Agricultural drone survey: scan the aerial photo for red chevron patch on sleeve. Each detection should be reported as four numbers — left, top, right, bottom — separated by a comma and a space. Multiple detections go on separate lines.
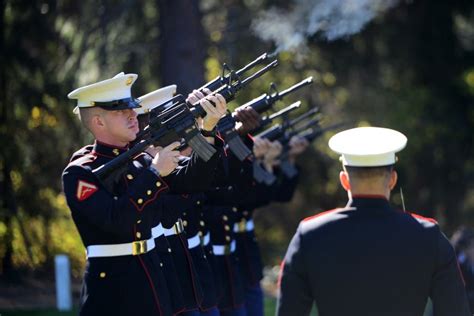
76, 180, 98, 201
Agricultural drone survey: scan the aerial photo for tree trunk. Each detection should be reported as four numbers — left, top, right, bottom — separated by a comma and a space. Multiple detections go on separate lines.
158, 0, 207, 95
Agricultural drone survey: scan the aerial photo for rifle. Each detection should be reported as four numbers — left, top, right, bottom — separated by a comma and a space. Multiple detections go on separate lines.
137, 58, 278, 162
278, 122, 348, 178
188, 60, 279, 118
188, 59, 279, 161
298, 122, 349, 143
255, 107, 321, 142
235, 77, 313, 114
92, 57, 279, 186
135, 94, 216, 159
199, 53, 270, 92
258, 101, 301, 129
251, 107, 320, 184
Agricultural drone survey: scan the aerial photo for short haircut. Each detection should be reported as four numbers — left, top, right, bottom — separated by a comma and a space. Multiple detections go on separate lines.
344, 165, 394, 184
78, 107, 104, 133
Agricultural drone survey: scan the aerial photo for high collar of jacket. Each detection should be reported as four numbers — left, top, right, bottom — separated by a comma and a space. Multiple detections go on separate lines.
346, 194, 394, 212
92, 140, 128, 158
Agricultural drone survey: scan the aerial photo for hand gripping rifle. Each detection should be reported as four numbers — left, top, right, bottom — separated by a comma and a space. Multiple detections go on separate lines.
255, 106, 321, 142
251, 107, 320, 183
140, 56, 278, 161
188, 59, 279, 161
249, 101, 301, 184
134, 94, 216, 159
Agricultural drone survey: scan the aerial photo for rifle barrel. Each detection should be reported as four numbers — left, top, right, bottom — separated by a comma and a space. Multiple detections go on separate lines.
288, 106, 319, 127
200, 53, 270, 92
235, 53, 269, 76
272, 76, 313, 100
267, 101, 301, 121
239, 60, 278, 88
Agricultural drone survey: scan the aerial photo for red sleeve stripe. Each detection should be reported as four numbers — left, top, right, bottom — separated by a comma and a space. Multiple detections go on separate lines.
277, 259, 285, 289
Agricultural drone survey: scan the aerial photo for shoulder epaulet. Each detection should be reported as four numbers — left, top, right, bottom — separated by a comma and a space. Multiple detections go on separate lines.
67, 152, 97, 168
302, 208, 343, 222
408, 212, 438, 224
69, 145, 94, 162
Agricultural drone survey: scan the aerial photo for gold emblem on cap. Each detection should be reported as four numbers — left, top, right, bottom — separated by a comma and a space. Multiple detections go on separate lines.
126, 76, 133, 86
113, 149, 120, 156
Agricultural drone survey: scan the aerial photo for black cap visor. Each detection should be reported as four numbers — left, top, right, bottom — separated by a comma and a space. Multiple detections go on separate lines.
94, 97, 141, 111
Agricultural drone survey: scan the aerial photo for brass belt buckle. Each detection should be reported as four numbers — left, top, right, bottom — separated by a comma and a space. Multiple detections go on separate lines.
132, 240, 147, 255
199, 232, 204, 246
238, 219, 247, 232
174, 219, 184, 234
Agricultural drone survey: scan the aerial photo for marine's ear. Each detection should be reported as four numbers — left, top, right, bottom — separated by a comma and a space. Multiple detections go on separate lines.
388, 170, 398, 191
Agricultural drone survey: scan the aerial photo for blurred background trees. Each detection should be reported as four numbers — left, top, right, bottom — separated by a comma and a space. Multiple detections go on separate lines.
0, 0, 473, 283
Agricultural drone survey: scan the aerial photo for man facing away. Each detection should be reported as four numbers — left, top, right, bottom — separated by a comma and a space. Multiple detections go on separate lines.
277, 126, 470, 316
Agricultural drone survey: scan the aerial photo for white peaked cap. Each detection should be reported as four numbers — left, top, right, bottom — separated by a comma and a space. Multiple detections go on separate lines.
136, 85, 177, 115
328, 127, 407, 167
68, 73, 139, 114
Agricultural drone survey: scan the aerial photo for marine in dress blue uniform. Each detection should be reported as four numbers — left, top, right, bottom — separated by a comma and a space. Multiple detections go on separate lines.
137, 86, 186, 315
63, 73, 228, 316
63, 73, 176, 316
203, 140, 258, 316
137, 87, 226, 316
233, 136, 305, 316
277, 127, 471, 316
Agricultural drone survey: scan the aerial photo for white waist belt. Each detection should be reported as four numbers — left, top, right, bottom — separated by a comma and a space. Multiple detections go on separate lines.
187, 234, 200, 249
212, 240, 236, 255
201, 232, 210, 246
152, 223, 165, 239
86, 238, 155, 258
246, 219, 254, 231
